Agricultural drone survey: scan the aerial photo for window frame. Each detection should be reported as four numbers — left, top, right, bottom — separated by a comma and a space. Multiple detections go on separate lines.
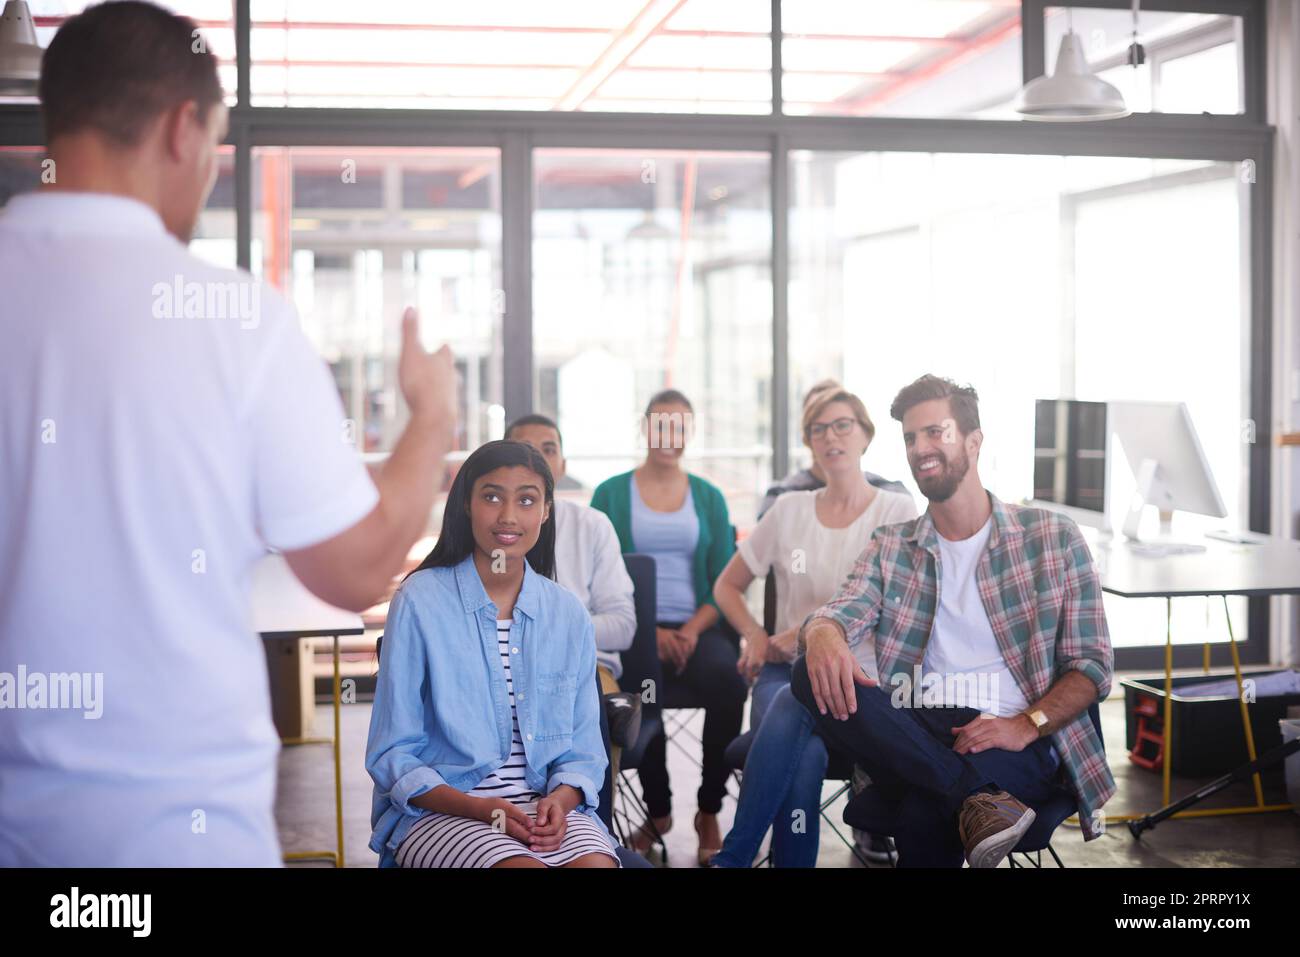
0, 0, 1272, 665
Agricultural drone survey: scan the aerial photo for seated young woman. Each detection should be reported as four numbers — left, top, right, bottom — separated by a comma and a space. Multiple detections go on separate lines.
590, 388, 745, 866
710, 386, 916, 867
365, 439, 618, 868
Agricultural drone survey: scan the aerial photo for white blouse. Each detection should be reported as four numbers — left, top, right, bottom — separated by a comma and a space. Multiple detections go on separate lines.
737, 488, 918, 674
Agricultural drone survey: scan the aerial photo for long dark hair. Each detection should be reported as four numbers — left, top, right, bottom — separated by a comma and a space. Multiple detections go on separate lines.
407, 440, 556, 581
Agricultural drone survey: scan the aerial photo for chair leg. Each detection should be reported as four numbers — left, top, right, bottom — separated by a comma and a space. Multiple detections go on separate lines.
819, 781, 890, 868
814, 782, 873, 867
611, 775, 633, 846
617, 770, 670, 867
663, 708, 706, 770
1008, 845, 1063, 868
662, 709, 741, 804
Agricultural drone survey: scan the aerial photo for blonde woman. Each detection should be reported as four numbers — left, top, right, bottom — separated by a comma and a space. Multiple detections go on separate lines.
711, 387, 916, 867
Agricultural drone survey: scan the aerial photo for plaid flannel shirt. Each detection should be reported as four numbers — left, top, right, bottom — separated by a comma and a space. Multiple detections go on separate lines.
806, 492, 1115, 840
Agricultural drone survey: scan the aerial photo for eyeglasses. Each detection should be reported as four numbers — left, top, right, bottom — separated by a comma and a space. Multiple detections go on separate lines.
808, 417, 858, 440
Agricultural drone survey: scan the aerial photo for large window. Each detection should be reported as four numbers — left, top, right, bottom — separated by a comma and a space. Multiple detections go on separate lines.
2, 1, 1272, 658
533, 149, 772, 521
790, 149, 1251, 648
781, 0, 1024, 118
249, 0, 772, 112
253, 147, 503, 456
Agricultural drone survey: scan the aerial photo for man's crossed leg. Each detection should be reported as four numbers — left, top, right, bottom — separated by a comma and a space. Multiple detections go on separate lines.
790, 658, 1060, 867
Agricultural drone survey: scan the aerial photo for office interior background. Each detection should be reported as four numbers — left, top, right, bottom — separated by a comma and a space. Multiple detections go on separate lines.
3, 0, 1299, 869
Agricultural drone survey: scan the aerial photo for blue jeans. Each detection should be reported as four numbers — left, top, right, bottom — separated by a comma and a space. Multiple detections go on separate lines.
748, 662, 790, 729
713, 666, 827, 868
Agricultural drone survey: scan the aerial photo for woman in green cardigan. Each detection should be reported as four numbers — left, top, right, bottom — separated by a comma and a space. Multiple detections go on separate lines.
590, 389, 745, 866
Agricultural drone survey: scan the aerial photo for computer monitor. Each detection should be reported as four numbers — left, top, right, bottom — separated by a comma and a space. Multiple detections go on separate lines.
1030, 399, 1110, 530
1107, 400, 1227, 541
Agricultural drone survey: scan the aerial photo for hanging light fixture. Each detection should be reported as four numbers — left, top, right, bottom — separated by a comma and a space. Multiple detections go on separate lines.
0, 1, 42, 97
1015, 8, 1132, 122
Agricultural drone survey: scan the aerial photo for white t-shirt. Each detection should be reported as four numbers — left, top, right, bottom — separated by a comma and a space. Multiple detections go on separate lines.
921, 517, 1031, 717
0, 192, 379, 865
739, 488, 917, 679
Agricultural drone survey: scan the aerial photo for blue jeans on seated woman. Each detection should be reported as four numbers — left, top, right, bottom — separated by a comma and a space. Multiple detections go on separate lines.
749, 662, 791, 730
712, 666, 827, 868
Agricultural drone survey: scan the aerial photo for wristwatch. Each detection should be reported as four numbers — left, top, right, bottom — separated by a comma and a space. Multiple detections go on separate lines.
1022, 709, 1049, 738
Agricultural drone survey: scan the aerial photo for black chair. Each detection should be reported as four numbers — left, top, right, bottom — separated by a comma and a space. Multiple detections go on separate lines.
611, 554, 670, 859
1004, 701, 1105, 867
842, 701, 1105, 868
596, 668, 614, 831
595, 667, 654, 868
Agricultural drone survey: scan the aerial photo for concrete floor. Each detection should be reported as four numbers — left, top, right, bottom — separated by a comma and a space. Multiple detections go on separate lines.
274, 690, 1300, 868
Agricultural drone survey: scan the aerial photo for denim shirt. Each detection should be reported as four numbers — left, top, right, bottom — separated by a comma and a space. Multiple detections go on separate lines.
365, 554, 608, 867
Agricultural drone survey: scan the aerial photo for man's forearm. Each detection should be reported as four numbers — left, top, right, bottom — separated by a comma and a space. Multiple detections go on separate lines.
365, 410, 453, 576
1025, 670, 1098, 736
797, 616, 847, 656
297, 409, 450, 609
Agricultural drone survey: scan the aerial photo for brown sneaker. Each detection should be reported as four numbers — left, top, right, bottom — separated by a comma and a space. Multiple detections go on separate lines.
958, 790, 1036, 868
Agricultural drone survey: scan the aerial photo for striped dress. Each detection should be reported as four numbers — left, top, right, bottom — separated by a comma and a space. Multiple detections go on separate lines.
395, 619, 618, 868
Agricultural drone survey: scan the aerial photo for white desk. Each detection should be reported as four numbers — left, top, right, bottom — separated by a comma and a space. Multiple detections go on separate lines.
1083, 532, 1300, 821
1091, 534, 1300, 600
252, 554, 364, 867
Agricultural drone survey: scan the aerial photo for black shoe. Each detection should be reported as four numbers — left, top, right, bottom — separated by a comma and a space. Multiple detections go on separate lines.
854, 830, 899, 866
866, 833, 898, 865
603, 691, 642, 749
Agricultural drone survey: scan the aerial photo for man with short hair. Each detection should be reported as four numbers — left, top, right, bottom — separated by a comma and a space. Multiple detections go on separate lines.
0, 2, 456, 865
505, 415, 638, 776
794, 374, 1114, 868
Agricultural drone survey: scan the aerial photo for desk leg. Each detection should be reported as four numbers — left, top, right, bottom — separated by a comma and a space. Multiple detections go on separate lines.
1162, 597, 1173, 806
1093, 595, 1291, 828
1222, 597, 1265, 808
281, 634, 345, 867
333, 633, 344, 868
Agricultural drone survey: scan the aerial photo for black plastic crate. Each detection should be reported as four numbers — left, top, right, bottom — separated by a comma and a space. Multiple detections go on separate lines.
1121, 669, 1300, 778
